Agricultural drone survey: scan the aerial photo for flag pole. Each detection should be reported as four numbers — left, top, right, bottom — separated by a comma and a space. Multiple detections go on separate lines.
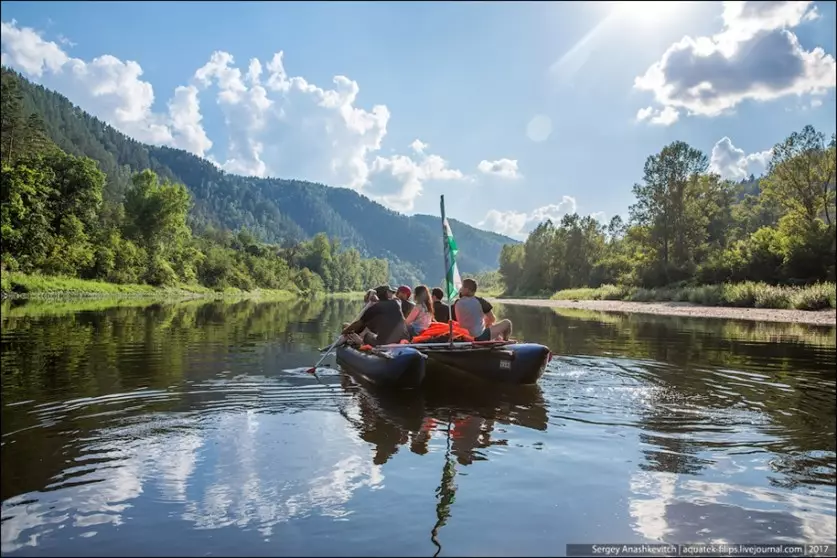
440, 195, 454, 347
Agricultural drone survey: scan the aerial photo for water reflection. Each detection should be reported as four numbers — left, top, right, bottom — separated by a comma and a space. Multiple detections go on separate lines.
629, 470, 836, 544
1, 298, 834, 556
342, 378, 547, 466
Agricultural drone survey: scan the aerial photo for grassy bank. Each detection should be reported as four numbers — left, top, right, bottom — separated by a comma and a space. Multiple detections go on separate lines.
0, 272, 298, 302
546, 282, 836, 311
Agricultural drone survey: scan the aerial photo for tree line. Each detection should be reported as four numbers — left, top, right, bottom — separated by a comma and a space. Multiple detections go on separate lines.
0, 72, 389, 293
500, 126, 836, 296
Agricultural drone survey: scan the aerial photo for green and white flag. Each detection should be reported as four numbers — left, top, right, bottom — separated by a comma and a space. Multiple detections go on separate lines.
441, 199, 462, 303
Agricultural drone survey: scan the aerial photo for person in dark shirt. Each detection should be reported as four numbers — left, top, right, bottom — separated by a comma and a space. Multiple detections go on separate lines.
431, 287, 451, 323
395, 285, 415, 319
342, 285, 409, 346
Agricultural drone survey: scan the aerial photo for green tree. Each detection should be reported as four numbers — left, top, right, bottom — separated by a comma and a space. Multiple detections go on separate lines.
1, 161, 53, 271
629, 141, 709, 285
123, 170, 192, 253
0, 71, 25, 162
763, 125, 837, 227
499, 243, 525, 294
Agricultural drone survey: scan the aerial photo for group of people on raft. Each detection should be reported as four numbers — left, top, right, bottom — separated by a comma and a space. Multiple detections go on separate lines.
340, 277, 513, 347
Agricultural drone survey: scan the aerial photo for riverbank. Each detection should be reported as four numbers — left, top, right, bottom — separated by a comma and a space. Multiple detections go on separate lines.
493, 297, 837, 326
549, 282, 836, 310
0, 272, 299, 302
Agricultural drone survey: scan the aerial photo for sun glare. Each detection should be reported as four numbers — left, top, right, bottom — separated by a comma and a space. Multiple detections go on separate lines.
609, 1, 685, 27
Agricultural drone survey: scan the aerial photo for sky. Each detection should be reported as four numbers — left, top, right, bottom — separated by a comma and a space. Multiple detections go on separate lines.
1, 0, 835, 240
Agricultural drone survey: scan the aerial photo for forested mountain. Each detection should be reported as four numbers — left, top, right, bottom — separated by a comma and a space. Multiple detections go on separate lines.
3, 68, 516, 286
2, 69, 391, 294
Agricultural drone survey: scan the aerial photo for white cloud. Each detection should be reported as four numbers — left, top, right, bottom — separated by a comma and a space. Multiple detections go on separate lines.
0, 20, 482, 212
367, 151, 465, 212
410, 139, 428, 154
478, 196, 577, 239
167, 85, 214, 156
636, 106, 654, 121
0, 19, 68, 76
709, 136, 772, 180
590, 211, 608, 224
634, 1, 835, 124
636, 105, 680, 126
56, 33, 76, 47
477, 158, 521, 179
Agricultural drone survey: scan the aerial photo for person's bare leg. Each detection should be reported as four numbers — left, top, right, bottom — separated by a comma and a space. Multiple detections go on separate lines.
489, 319, 512, 341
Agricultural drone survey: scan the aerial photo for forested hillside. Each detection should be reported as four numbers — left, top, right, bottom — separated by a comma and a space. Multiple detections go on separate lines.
499, 130, 836, 305
1, 69, 391, 294
2, 67, 516, 286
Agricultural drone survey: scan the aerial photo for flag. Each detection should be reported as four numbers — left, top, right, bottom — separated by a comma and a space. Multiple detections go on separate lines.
442, 217, 462, 303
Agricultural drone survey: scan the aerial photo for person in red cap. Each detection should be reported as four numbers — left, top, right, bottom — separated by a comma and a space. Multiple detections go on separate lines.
395, 285, 414, 319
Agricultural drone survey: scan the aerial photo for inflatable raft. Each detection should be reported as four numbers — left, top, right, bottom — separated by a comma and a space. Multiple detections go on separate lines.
335, 344, 427, 389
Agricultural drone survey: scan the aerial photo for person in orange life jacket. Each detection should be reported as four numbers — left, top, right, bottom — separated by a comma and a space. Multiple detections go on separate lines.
452, 277, 512, 341
342, 285, 409, 346
395, 285, 414, 319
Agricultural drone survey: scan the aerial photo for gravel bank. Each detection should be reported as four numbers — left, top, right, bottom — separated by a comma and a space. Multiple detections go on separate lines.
492, 298, 837, 327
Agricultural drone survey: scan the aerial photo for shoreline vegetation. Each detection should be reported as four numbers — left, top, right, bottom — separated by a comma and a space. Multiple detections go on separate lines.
0, 271, 367, 301
494, 297, 836, 327
547, 281, 836, 311
492, 281, 837, 327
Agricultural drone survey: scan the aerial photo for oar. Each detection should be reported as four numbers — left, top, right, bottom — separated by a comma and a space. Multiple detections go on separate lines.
306, 303, 371, 374
306, 337, 341, 374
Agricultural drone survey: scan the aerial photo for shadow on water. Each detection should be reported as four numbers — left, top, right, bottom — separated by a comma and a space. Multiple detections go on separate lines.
1, 297, 834, 556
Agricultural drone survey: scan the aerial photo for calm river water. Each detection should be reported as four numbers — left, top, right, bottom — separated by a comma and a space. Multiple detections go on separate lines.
1, 298, 835, 556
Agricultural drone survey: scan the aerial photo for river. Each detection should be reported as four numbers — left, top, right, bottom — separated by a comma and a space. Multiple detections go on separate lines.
1, 298, 835, 556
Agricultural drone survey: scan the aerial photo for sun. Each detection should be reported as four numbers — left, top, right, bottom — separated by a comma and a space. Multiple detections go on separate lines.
609, 1, 685, 27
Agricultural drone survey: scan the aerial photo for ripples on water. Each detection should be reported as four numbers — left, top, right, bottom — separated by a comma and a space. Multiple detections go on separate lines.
1, 298, 835, 556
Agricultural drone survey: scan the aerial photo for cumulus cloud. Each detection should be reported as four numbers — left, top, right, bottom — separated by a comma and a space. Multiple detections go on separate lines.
636, 105, 680, 126
167, 85, 214, 156
634, 1, 835, 124
410, 139, 428, 154
709, 137, 773, 180
0, 20, 479, 211
478, 196, 578, 239
366, 151, 465, 211
477, 158, 521, 179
